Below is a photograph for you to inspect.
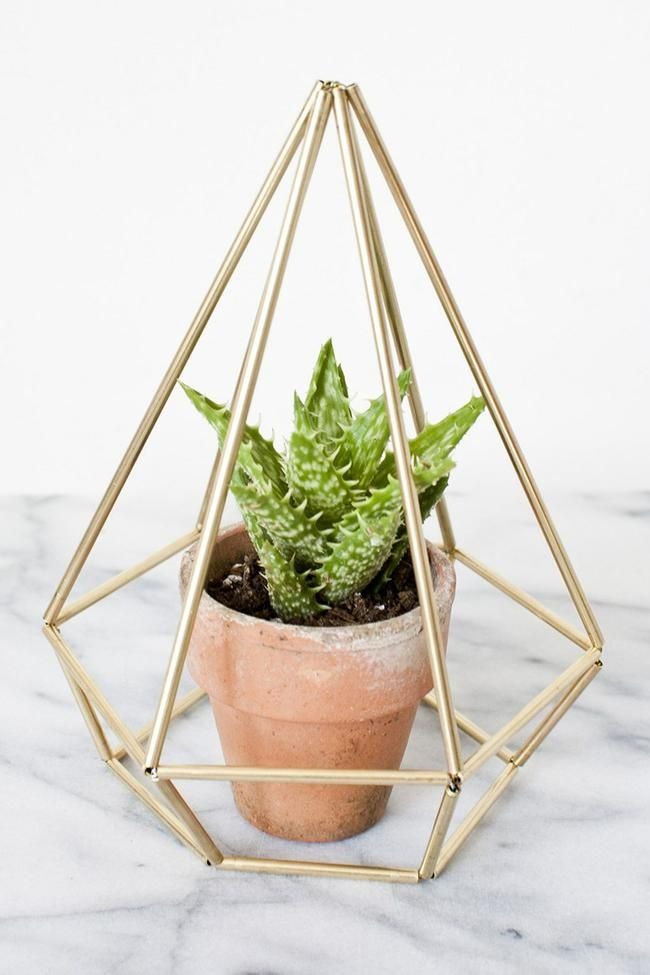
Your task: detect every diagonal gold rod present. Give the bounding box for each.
[435,762,519,876]
[454,547,592,650]
[144,86,332,773]
[55,529,200,625]
[422,693,514,763]
[353,126,456,554]
[57,660,112,761]
[333,86,462,777]
[42,623,222,864]
[462,647,601,778]
[512,660,602,766]
[418,784,460,879]
[43,81,322,626]
[111,687,206,762]
[106,759,207,863]
[347,84,603,651]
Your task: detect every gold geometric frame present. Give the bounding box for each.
[42,81,604,883]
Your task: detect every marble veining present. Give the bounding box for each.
[1,492,648,974]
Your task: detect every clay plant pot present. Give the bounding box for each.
[181,523,456,843]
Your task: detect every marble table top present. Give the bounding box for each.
[2,492,648,974]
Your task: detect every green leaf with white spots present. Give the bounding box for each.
[410,395,485,465]
[286,428,356,521]
[371,474,450,589]
[180,382,287,494]
[315,505,401,604]
[232,479,331,564]
[304,339,352,444]
[254,531,324,620]
[343,369,411,488]
[372,395,484,488]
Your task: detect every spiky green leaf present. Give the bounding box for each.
[316,504,401,604]
[254,531,324,620]
[304,339,352,443]
[232,479,331,564]
[372,474,450,588]
[286,427,356,521]
[180,383,287,494]
[343,369,411,488]
[410,395,485,464]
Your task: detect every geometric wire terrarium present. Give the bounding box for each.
[42,81,604,883]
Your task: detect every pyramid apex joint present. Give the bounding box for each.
[320,80,354,91]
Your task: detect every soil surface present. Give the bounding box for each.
[206,553,420,626]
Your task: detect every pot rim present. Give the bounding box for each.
[181,522,456,651]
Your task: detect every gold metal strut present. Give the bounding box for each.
[43,80,603,883]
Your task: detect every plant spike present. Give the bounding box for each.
[286,394,357,521]
[304,338,352,445]
[180,383,287,494]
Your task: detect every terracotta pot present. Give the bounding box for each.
[181,523,456,842]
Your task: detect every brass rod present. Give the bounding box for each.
[44,623,144,759]
[107,759,207,862]
[55,530,200,625]
[463,648,601,778]
[43,82,322,625]
[418,785,460,879]
[111,687,206,762]
[43,624,222,864]
[154,764,449,785]
[454,548,593,651]
[58,661,112,761]
[435,763,519,876]
[347,84,603,650]
[153,778,222,865]
[196,451,222,532]
[144,88,332,774]
[512,661,602,766]
[354,124,456,553]
[422,693,514,763]
[333,86,462,777]
[217,856,419,884]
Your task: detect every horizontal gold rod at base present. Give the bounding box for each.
[422,693,514,763]
[111,687,206,762]
[216,856,419,884]
[55,530,200,625]
[512,661,602,767]
[106,759,207,863]
[453,548,593,651]
[435,763,519,876]
[154,764,450,786]
[462,648,601,778]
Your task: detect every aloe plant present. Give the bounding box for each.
[182,340,484,622]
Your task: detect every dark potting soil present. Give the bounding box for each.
[205,553,420,627]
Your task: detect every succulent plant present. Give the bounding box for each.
[182,340,484,622]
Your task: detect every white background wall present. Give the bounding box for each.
[2,1,649,507]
